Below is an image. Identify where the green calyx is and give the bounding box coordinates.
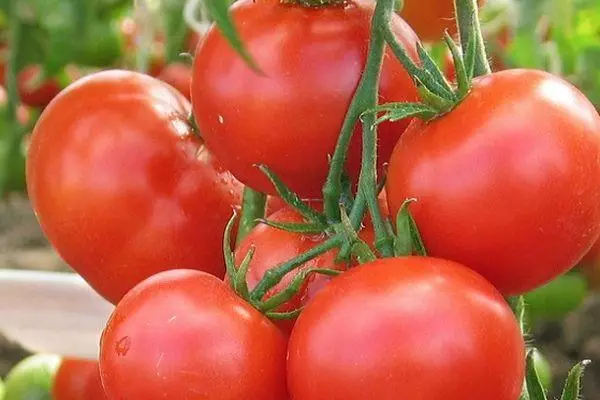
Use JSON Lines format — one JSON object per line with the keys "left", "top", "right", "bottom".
{"left": 369, "top": 26, "right": 481, "bottom": 125}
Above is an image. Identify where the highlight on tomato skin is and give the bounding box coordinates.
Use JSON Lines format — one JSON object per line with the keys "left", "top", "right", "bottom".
{"left": 26, "top": 70, "right": 243, "bottom": 304}
{"left": 287, "top": 256, "right": 526, "bottom": 400}
{"left": 191, "top": 0, "right": 420, "bottom": 198}
{"left": 99, "top": 269, "right": 289, "bottom": 400}
{"left": 386, "top": 69, "right": 600, "bottom": 296}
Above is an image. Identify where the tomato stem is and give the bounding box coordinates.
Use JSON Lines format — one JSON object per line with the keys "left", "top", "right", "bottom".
{"left": 323, "top": 0, "right": 397, "bottom": 257}
{"left": 453, "top": 0, "right": 491, "bottom": 76}
{"left": 236, "top": 186, "right": 267, "bottom": 245}
{"left": 249, "top": 235, "right": 344, "bottom": 303}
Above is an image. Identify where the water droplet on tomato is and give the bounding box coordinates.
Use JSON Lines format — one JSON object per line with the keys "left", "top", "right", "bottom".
{"left": 115, "top": 336, "right": 131, "bottom": 356}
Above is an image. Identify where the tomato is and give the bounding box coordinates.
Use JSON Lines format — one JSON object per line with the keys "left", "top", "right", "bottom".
{"left": 158, "top": 63, "right": 192, "bottom": 100}
{"left": 192, "top": 0, "right": 419, "bottom": 198}
{"left": 524, "top": 273, "right": 588, "bottom": 321}
{"left": 287, "top": 257, "right": 525, "bottom": 400}
{"left": 52, "top": 358, "right": 106, "bottom": 400}
{"left": 387, "top": 69, "right": 600, "bottom": 295}
{"left": 100, "top": 269, "right": 288, "bottom": 400}
{"left": 17, "top": 65, "right": 61, "bottom": 108}
{"left": 3, "top": 354, "right": 61, "bottom": 400}
{"left": 233, "top": 206, "right": 344, "bottom": 334}
{"left": 27, "top": 70, "right": 243, "bottom": 304}
{"left": 400, "top": 0, "right": 485, "bottom": 42}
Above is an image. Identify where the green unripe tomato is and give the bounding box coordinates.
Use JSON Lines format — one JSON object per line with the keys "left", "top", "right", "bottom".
{"left": 532, "top": 349, "right": 552, "bottom": 391}
{"left": 3, "top": 354, "right": 61, "bottom": 400}
{"left": 524, "top": 272, "right": 587, "bottom": 321}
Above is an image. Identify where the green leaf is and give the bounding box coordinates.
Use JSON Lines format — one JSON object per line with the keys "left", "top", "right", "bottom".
{"left": 205, "top": 0, "right": 262, "bottom": 73}
{"left": 233, "top": 246, "right": 254, "bottom": 298}
{"left": 393, "top": 198, "right": 426, "bottom": 257}
{"left": 415, "top": 42, "right": 455, "bottom": 100}
{"left": 525, "top": 349, "right": 548, "bottom": 400}
{"left": 257, "top": 219, "right": 326, "bottom": 235}
{"left": 559, "top": 360, "right": 590, "bottom": 400}
{"left": 443, "top": 33, "right": 470, "bottom": 97}
{"left": 393, "top": 198, "right": 414, "bottom": 257}
{"left": 367, "top": 102, "right": 438, "bottom": 126}
{"left": 222, "top": 212, "right": 239, "bottom": 286}
{"left": 257, "top": 164, "right": 327, "bottom": 225}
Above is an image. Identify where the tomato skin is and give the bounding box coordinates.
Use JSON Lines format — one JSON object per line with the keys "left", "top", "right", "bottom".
{"left": 27, "top": 70, "right": 243, "bottom": 304}
{"left": 100, "top": 269, "right": 289, "bottom": 400}
{"left": 18, "top": 65, "right": 61, "bottom": 108}
{"left": 287, "top": 257, "right": 525, "bottom": 400}
{"left": 233, "top": 207, "right": 344, "bottom": 334}
{"left": 386, "top": 69, "right": 600, "bottom": 295}
{"left": 158, "top": 63, "right": 192, "bottom": 100}
{"left": 192, "top": 0, "right": 419, "bottom": 198}
{"left": 53, "top": 359, "right": 106, "bottom": 400}
{"left": 400, "top": 0, "right": 485, "bottom": 42}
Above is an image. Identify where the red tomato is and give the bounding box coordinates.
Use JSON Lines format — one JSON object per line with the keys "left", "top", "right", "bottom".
{"left": 233, "top": 206, "right": 345, "bottom": 334}
{"left": 53, "top": 359, "right": 106, "bottom": 400}
{"left": 287, "top": 256, "right": 525, "bottom": 400}
{"left": 386, "top": 69, "right": 600, "bottom": 295}
{"left": 100, "top": 269, "right": 288, "bottom": 400}
{"left": 27, "top": 70, "right": 243, "bottom": 304}
{"left": 17, "top": 65, "right": 61, "bottom": 108}
{"left": 192, "top": 0, "right": 419, "bottom": 198}
{"left": 158, "top": 63, "right": 192, "bottom": 100}
{"left": 400, "top": 0, "right": 485, "bottom": 42}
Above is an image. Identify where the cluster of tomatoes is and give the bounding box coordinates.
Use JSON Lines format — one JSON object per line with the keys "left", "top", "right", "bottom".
{"left": 22, "top": 0, "right": 600, "bottom": 398}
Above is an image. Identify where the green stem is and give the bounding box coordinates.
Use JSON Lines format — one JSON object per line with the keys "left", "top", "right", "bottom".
{"left": 236, "top": 186, "right": 267, "bottom": 245}
{"left": 350, "top": 0, "right": 396, "bottom": 257}
{"left": 454, "top": 0, "right": 491, "bottom": 77}
{"left": 249, "top": 235, "right": 343, "bottom": 303}
{"left": 322, "top": 88, "right": 369, "bottom": 222}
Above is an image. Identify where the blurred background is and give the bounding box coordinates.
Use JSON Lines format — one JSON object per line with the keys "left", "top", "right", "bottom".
{"left": 0, "top": 0, "right": 599, "bottom": 398}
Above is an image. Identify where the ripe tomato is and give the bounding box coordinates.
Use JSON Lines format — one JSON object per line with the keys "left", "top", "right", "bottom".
{"left": 158, "top": 63, "right": 192, "bottom": 100}
{"left": 192, "top": 0, "right": 419, "bottom": 198}
{"left": 100, "top": 270, "right": 288, "bottom": 400}
{"left": 18, "top": 65, "right": 61, "bottom": 108}
{"left": 400, "top": 0, "right": 485, "bottom": 42}
{"left": 27, "top": 70, "right": 243, "bottom": 304}
{"left": 53, "top": 359, "right": 106, "bottom": 400}
{"left": 233, "top": 206, "right": 345, "bottom": 334}
{"left": 287, "top": 257, "right": 525, "bottom": 400}
{"left": 387, "top": 69, "right": 600, "bottom": 295}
